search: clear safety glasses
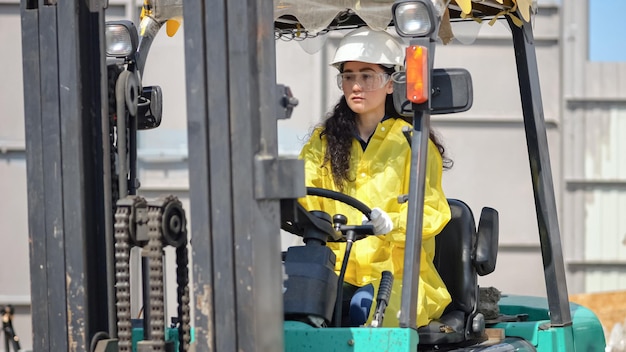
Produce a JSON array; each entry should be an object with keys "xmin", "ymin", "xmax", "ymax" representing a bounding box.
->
[{"xmin": 336, "ymin": 72, "xmax": 391, "ymax": 92}]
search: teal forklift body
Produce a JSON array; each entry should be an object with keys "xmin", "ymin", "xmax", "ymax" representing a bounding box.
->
[
  {"xmin": 285, "ymin": 295, "xmax": 605, "ymax": 352},
  {"xmin": 492, "ymin": 295, "xmax": 605, "ymax": 351},
  {"xmin": 284, "ymin": 321, "xmax": 418, "ymax": 351}
]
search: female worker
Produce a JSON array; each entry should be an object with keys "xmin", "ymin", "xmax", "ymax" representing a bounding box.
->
[{"xmin": 298, "ymin": 26, "xmax": 452, "ymax": 328}]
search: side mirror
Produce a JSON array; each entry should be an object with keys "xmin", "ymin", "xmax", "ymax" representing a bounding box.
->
[{"xmin": 393, "ymin": 68, "xmax": 473, "ymax": 116}]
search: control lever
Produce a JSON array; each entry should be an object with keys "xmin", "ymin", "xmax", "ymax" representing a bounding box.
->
[
  {"xmin": 371, "ymin": 271, "xmax": 394, "ymax": 327},
  {"xmin": 332, "ymin": 214, "xmax": 375, "ymax": 327}
]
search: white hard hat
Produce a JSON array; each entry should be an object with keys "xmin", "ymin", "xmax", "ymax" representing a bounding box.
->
[{"xmin": 330, "ymin": 27, "xmax": 405, "ymax": 72}]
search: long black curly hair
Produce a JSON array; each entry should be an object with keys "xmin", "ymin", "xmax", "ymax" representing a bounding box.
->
[{"xmin": 319, "ymin": 66, "xmax": 452, "ymax": 190}]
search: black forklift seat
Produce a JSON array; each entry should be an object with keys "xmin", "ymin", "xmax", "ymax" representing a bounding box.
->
[{"xmin": 417, "ymin": 199, "xmax": 498, "ymax": 346}]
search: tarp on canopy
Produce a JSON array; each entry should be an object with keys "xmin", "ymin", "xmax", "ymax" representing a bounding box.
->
[{"xmin": 273, "ymin": 0, "xmax": 537, "ymax": 35}]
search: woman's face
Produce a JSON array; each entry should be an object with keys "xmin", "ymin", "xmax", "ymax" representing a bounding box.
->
[{"xmin": 340, "ymin": 61, "xmax": 393, "ymax": 118}]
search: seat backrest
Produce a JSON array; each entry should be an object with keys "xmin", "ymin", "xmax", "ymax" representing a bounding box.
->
[
  {"xmin": 419, "ymin": 199, "xmax": 499, "ymax": 346},
  {"xmin": 433, "ymin": 199, "xmax": 477, "ymax": 315}
]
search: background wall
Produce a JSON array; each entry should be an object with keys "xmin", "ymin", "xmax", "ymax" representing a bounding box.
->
[
  {"xmin": 1, "ymin": 1, "xmax": 625, "ymax": 350},
  {"xmin": 0, "ymin": 2, "xmax": 36, "ymax": 350}
]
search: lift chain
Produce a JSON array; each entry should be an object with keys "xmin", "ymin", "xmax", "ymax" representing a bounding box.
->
[
  {"xmin": 146, "ymin": 199, "xmax": 166, "ymax": 351},
  {"xmin": 114, "ymin": 195, "xmax": 190, "ymax": 352},
  {"xmin": 176, "ymin": 243, "xmax": 191, "ymax": 352},
  {"xmin": 108, "ymin": 64, "xmax": 121, "ymax": 210},
  {"xmin": 147, "ymin": 195, "xmax": 191, "ymax": 352},
  {"xmin": 114, "ymin": 198, "xmax": 137, "ymax": 352}
]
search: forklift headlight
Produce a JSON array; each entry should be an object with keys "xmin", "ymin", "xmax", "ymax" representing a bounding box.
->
[
  {"xmin": 392, "ymin": 0, "xmax": 436, "ymax": 38},
  {"xmin": 105, "ymin": 20, "xmax": 139, "ymax": 58}
]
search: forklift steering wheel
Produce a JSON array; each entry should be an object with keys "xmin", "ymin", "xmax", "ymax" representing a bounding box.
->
[
  {"xmin": 306, "ymin": 187, "xmax": 372, "ymax": 221},
  {"xmin": 280, "ymin": 187, "xmax": 373, "ymax": 240}
]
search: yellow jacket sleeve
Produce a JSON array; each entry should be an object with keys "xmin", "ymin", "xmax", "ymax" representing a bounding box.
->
[
  {"xmin": 384, "ymin": 139, "xmax": 451, "ymax": 247},
  {"xmin": 298, "ymin": 128, "xmax": 329, "ymax": 213}
]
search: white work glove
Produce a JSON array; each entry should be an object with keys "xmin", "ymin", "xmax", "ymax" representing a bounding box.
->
[{"xmin": 362, "ymin": 207, "xmax": 393, "ymax": 235}]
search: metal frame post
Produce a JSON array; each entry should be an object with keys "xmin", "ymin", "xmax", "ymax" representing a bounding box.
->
[
  {"xmin": 509, "ymin": 18, "xmax": 572, "ymax": 327},
  {"xmin": 21, "ymin": 0, "xmax": 112, "ymax": 350},
  {"xmin": 399, "ymin": 35, "xmax": 436, "ymax": 330},
  {"xmin": 184, "ymin": 0, "xmax": 288, "ymax": 350}
]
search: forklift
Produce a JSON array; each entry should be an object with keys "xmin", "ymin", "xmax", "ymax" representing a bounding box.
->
[{"xmin": 20, "ymin": 0, "xmax": 606, "ymax": 351}]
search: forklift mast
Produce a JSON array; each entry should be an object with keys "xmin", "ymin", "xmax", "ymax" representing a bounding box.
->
[
  {"xmin": 21, "ymin": 0, "xmax": 578, "ymax": 350},
  {"xmin": 21, "ymin": 0, "xmax": 297, "ymax": 350},
  {"xmin": 182, "ymin": 1, "xmax": 303, "ymax": 351},
  {"xmin": 21, "ymin": 0, "xmax": 112, "ymax": 350}
]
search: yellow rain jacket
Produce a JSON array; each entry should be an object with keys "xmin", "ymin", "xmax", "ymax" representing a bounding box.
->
[{"xmin": 298, "ymin": 117, "xmax": 452, "ymax": 327}]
